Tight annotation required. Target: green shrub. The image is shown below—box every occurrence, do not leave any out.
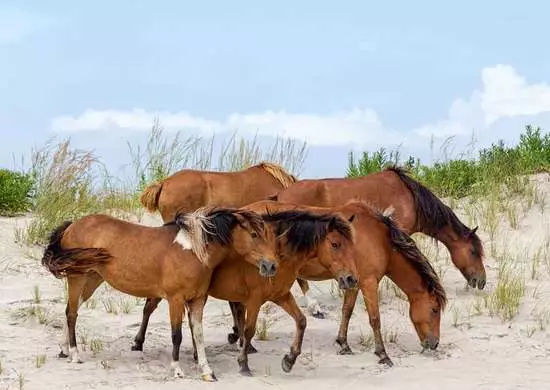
[0,169,34,216]
[347,125,550,199]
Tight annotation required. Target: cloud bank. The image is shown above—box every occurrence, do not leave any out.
[51,64,550,154]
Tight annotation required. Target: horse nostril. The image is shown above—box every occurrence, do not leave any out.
[432,341,439,350]
[346,275,357,287]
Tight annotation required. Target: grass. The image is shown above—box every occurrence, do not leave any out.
[256,303,277,341]
[14,119,307,246]
[0,168,34,216]
[34,354,46,369]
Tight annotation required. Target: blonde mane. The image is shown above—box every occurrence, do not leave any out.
[254,161,298,189]
[173,206,216,266]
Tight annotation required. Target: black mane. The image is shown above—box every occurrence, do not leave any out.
[261,209,353,254]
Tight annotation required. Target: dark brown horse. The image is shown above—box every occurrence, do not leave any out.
[268,166,483,316]
[41,207,279,381]
[140,161,297,222]
[131,205,359,376]
[226,200,447,367]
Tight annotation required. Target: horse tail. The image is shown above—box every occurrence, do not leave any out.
[140,181,164,212]
[296,278,310,295]
[41,221,112,279]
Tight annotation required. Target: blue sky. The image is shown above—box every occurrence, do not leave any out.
[2,0,550,178]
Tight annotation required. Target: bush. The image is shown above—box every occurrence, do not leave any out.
[347,125,550,199]
[0,169,34,216]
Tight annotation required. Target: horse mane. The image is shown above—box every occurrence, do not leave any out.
[253,161,298,189]
[171,207,265,265]
[385,166,484,258]
[261,209,354,254]
[375,207,447,310]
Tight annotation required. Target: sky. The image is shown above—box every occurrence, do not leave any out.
[1,0,550,178]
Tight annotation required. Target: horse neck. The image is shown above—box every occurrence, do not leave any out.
[386,249,428,301]
[427,224,463,252]
[204,245,232,269]
[281,247,318,275]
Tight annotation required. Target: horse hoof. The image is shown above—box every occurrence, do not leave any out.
[131,344,143,352]
[58,351,68,358]
[201,372,218,382]
[312,311,326,319]
[173,367,185,378]
[247,344,258,354]
[239,368,253,377]
[337,346,354,355]
[227,333,239,344]
[281,354,294,373]
[379,357,394,367]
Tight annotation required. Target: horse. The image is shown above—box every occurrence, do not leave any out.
[267,166,483,317]
[139,161,298,222]
[225,200,447,367]
[131,206,359,376]
[40,206,279,382]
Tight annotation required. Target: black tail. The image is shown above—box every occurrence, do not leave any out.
[41,221,112,279]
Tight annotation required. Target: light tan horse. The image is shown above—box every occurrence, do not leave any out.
[140,161,298,221]
[41,207,279,381]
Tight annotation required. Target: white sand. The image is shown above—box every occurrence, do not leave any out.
[1,174,550,390]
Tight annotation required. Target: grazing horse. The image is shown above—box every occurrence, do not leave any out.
[226,200,447,367]
[132,207,359,376]
[40,207,279,381]
[268,166,483,316]
[139,161,298,222]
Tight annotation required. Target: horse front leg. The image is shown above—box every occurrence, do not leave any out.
[132,297,162,351]
[237,300,261,376]
[335,286,360,355]
[273,292,307,373]
[361,277,392,366]
[167,296,185,378]
[228,302,258,354]
[187,296,217,382]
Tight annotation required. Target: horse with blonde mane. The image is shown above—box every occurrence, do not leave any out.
[140,161,298,222]
[131,205,359,376]
[41,207,279,381]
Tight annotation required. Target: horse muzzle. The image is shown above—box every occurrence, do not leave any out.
[469,273,486,290]
[422,335,439,351]
[338,274,358,290]
[258,258,277,278]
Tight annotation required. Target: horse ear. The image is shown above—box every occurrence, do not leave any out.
[266,193,279,201]
[469,226,478,236]
[348,214,356,223]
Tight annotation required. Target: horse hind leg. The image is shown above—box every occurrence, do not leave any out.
[64,275,89,363]
[188,296,217,382]
[335,287,359,355]
[132,297,162,351]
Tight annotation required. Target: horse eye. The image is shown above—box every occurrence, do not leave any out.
[331,242,340,248]
[250,231,258,238]
[432,307,439,314]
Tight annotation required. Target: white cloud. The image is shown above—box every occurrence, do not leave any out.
[414,64,550,139]
[50,64,550,153]
[52,107,404,148]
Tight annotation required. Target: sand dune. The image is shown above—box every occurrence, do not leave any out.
[1,175,550,390]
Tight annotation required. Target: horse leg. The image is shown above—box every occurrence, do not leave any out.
[231,302,258,354]
[296,279,325,319]
[167,296,185,378]
[65,275,87,363]
[273,293,307,373]
[361,277,393,366]
[335,287,360,355]
[132,297,162,351]
[187,296,217,382]
[237,300,261,376]
[227,301,240,344]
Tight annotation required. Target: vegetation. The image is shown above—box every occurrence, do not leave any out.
[0,168,34,216]
[6,118,307,245]
[347,125,550,199]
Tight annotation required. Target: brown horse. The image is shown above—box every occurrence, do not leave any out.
[131,206,359,376]
[140,161,297,222]
[226,200,447,367]
[40,207,279,381]
[268,166,483,316]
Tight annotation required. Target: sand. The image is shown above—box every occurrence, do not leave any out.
[1,174,550,390]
